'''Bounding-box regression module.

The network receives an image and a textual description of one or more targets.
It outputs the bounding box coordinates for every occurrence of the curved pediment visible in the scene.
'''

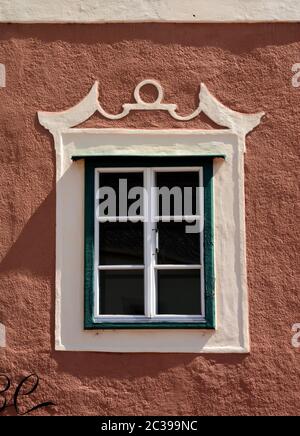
[38,79,264,137]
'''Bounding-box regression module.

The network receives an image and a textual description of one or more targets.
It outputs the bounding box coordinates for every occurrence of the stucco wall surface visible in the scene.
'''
[0,24,299,416]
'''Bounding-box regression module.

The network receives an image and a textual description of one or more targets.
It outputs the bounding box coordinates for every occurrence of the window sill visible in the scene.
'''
[85,321,215,330]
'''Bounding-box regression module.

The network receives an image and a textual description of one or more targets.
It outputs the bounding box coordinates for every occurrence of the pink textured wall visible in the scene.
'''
[0,24,299,416]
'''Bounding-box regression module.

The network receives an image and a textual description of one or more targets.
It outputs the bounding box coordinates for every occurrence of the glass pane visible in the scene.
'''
[157,270,201,315]
[157,221,201,265]
[99,222,143,265]
[98,172,144,218]
[99,270,144,315]
[156,171,199,216]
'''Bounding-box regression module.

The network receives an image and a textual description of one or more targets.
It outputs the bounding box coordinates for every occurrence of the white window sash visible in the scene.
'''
[94,166,205,323]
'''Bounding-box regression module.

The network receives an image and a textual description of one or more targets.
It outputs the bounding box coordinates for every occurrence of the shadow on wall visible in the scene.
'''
[0,180,248,377]
[0,115,56,278]
[0,189,56,279]
[0,23,299,55]
[0,184,56,351]
[52,350,248,380]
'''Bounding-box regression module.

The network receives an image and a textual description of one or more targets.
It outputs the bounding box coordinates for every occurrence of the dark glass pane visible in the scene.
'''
[156,171,199,216]
[99,172,144,217]
[157,270,201,315]
[99,222,143,265]
[157,221,201,265]
[99,270,144,315]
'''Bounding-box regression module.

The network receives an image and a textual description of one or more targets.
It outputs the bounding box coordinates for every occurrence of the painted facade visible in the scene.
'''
[0,2,299,416]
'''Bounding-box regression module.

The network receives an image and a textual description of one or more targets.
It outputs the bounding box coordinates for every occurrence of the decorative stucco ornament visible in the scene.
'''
[39,79,264,142]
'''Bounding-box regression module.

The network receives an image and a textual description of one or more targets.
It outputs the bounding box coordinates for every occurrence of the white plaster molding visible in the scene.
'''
[0,0,300,23]
[37,81,264,353]
[199,85,264,138]
[0,323,5,348]
[39,80,264,141]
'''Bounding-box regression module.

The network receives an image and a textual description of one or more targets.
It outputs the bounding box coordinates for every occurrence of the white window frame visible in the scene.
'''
[94,166,205,324]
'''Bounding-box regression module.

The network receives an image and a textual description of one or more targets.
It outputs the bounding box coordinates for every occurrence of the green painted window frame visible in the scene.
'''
[84,156,215,329]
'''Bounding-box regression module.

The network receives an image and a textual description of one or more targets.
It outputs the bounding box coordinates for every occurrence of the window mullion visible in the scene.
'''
[149,168,157,317]
[144,168,154,317]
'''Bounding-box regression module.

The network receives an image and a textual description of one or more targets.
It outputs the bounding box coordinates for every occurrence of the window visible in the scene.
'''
[84,157,214,329]
[38,78,263,352]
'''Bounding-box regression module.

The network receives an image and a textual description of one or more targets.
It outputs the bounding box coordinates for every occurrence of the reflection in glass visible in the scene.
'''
[156,171,199,216]
[157,221,201,265]
[99,172,144,217]
[99,270,144,315]
[99,222,144,265]
[157,270,201,315]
